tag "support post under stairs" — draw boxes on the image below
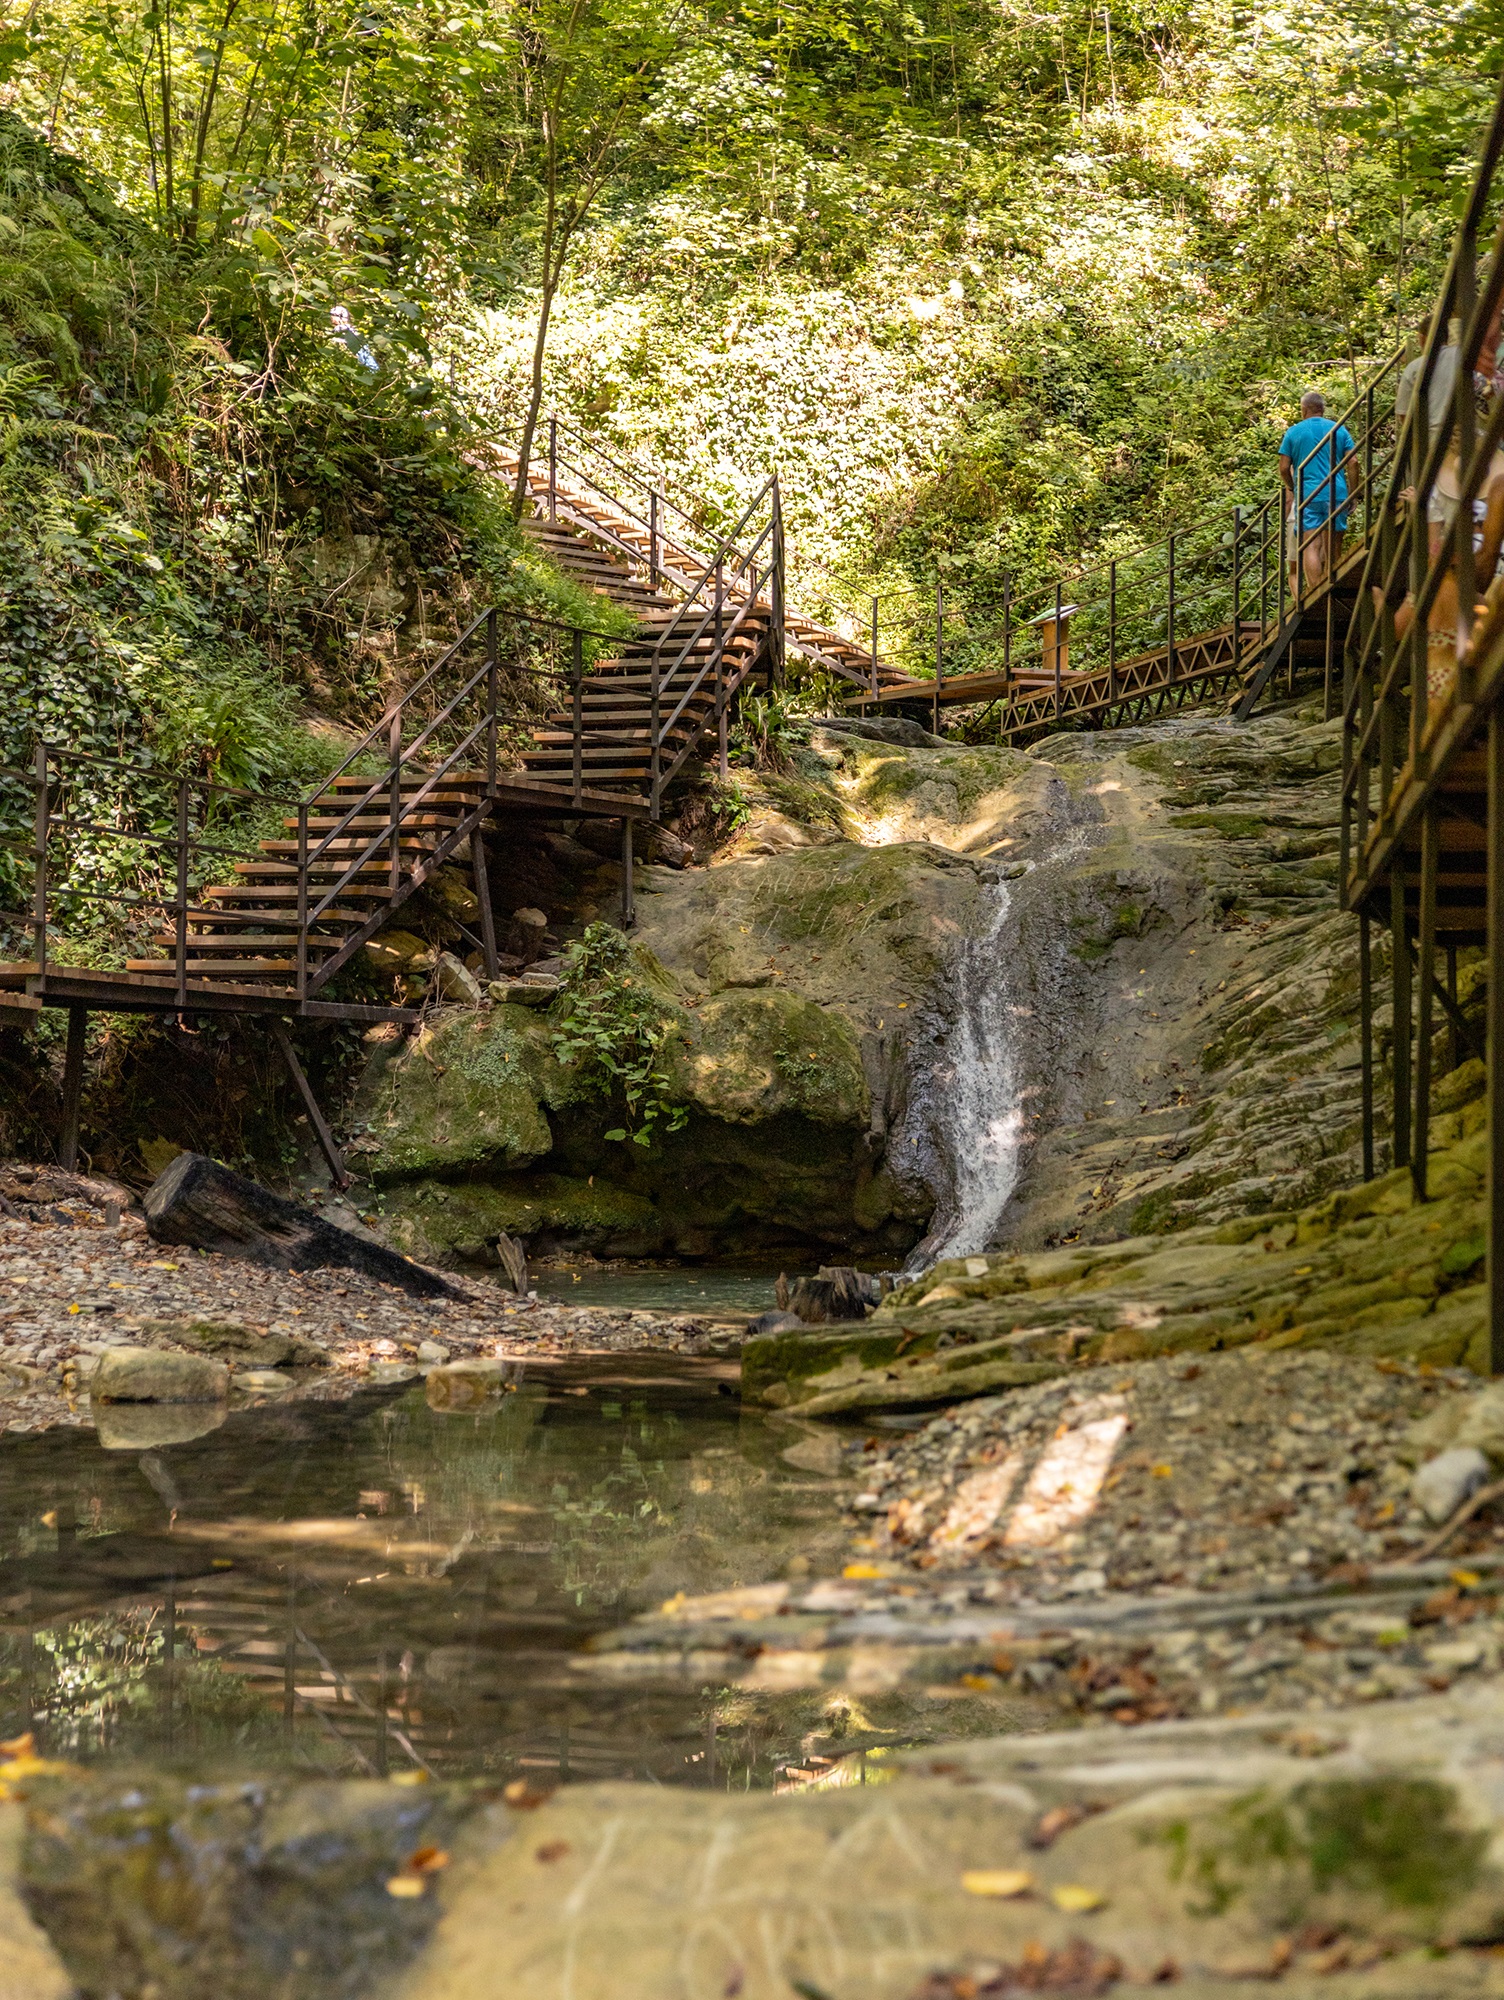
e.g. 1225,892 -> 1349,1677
270,1019 -> 350,1190
620,819 -> 636,929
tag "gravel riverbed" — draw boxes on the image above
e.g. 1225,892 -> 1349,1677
0,1171 -> 734,1435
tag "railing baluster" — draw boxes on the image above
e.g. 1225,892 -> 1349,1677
572,626 -> 584,807
650,491 -> 660,591
296,801 -> 308,1005
175,777 -> 189,1011
870,595 -> 879,702
934,580 -> 944,736
31,743 -> 47,987
548,413 -> 557,522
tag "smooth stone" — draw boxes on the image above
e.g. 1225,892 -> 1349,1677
485,978 -> 559,1007
1412,1446 -> 1490,1523
425,1359 -> 508,1410
369,1361 -> 421,1386
416,1339 -> 450,1365
233,1369 -> 292,1392
93,1401 -> 229,1450
747,1309 -> 804,1338
90,1346 -> 229,1405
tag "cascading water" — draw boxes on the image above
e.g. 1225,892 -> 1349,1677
914,880 -> 1025,1262
900,876 -> 1025,1267
901,811 -> 1093,1270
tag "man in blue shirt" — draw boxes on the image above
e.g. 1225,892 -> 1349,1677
1279,391 -> 1358,595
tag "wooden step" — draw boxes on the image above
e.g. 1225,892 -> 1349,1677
127,958 -> 301,978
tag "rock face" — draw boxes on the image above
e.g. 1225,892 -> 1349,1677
360,839 -> 1011,1261
745,1125 -> 1494,1408
383,1682 -> 1504,1998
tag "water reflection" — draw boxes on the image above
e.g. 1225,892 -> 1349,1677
0,1358 -> 854,1789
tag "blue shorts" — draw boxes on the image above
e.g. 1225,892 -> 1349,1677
1290,499 -> 1349,535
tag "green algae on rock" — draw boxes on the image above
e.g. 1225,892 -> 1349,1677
744,1130 -> 1496,1411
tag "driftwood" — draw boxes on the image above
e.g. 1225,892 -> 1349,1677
144,1152 -> 461,1299
775,1266 -> 882,1324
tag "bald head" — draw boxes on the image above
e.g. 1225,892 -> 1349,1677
1301,391 -> 1326,417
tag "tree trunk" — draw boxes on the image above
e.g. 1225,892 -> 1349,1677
144,1152 -> 461,1298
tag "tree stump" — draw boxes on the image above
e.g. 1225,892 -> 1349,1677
774,1266 -> 881,1324
144,1153 -> 461,1299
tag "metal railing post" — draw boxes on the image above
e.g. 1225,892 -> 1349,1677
870,595 -> 879,700
175,776 -> 189,1011
31,743 -> 47,986
486,609 -> 498,796
1000,572 -> 1012,743
1053,579 -> 1063,719
650,634 -> 662,817
296,801 -> 309,1003
716,561 -> 728,778
1261,500 -> 1271,638
1107,560 -> 1117,699
650,491 -> 660,591
934,579 -> 944,736
1167,532 -> 1177,684
548,413 -> 558,522
771,478 -> 786,689
1230,506 -> 1242,658
388,705 -> 402,894
572,626 -> 584,807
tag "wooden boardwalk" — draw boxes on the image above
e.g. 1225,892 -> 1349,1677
1341,76 -> 1504,1370
851,374 -> 1393,744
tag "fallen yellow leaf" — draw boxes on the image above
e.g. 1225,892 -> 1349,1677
149,1261 -> 178,1271
843,1563 -> 884,1579
385,1876 -> 427,1898
1451,1568 -> 1482,1590
659,1592 -> 686,1615
1051,1884 -> 1107,1913
962,1869 -> 1035,1898
1151,1464 -> 1173,1479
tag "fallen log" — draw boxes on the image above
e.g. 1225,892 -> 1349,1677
144,1152 -> 461,1299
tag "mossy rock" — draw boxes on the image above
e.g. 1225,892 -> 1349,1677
380,1175 -> 660,1260
675,988 -> 868,1128
363,1005 -> 577,1182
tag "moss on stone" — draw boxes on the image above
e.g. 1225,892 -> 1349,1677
363,1005 -> 573,1182
674,988 -> 868,1128
381,1175 -> 659,1261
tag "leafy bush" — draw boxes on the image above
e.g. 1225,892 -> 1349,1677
548,922 -> 688,1146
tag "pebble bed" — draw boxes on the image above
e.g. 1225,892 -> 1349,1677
838,1347 -> 1504,1722
0,1188 -> 732,1435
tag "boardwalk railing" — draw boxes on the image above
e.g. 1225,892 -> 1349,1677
853,351 -> 1403,736
1339,72 -> 1504,1381
0,589 -> 780,1021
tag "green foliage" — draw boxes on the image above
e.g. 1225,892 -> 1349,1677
730,685 -> 809,771
549,921 -> 688,1145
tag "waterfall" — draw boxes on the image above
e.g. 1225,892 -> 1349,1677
897,806 -> 1093,1272
907,878 -> 1025,1265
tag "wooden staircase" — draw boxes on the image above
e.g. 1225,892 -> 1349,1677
3,440 -> 804,1027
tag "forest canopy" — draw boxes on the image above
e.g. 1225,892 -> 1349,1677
0,0 -> 1498,694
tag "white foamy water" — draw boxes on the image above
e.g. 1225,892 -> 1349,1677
921,879 -> 1026,1260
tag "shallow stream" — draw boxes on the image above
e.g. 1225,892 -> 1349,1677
0,1358 -> 856,1792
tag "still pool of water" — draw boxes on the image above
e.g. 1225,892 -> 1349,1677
0,1359 -> 880,1793
532,1261 -> 805,1315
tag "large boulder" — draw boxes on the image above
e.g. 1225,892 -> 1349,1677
90,1347 -> 229,1404
358,1004 -> 573,1181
